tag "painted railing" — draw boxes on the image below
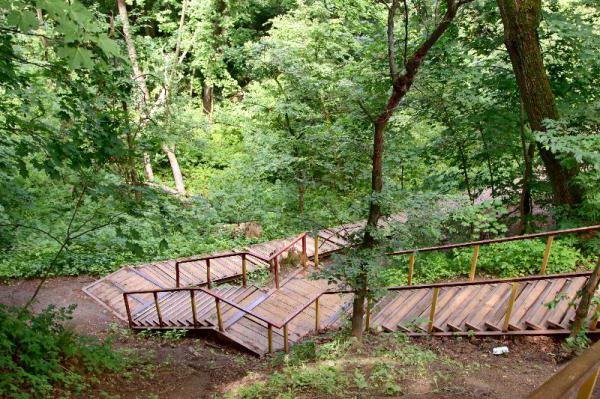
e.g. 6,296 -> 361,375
122,284 -> 322,354
387,225 -> 600,285
175,232 -> 310,289
527,339 -> 600,399
327,271 -> 594,335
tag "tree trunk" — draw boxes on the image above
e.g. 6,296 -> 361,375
162,144 -> 185,195
116,0 -> 149,104
353,0 -> 469,339
571,258 -> 600,337
202,84 -> 214,116
298,179 -> 305,213
496,0 -> 582,206
143,153 -> 154,180
519,102 -> 534,233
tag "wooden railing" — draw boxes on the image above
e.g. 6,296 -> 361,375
527,339 -> 600,399
123,282 -> 321,354
326,271 -> 595,334
387,225 -> 600,286
175,252 -> 266,289
175,232 -> 311,290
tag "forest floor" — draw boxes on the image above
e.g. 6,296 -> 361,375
0,277 -> 595,398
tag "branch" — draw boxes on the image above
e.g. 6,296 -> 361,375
357,99 -> 376,123
402,0 -> 409,66
387,0 -> 400,80
0,224 -> 63,246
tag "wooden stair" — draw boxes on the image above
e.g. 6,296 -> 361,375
370,275 -> 593,335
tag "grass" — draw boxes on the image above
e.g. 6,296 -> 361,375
224,332 -> 475,398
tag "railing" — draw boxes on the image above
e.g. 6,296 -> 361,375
387,225 -> 600,286
175,232 -> 311,290
175,252 -> 267,289
122,283 -> 322,354
527,339 -> 600,399
326,271 -> 594,334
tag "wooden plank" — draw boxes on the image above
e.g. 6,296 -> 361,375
432,286 -> 476,332
396,290 -> 437,333
524,279 -> 568,330
464,284 -> 511,331
547,277 -> 587,329
484,283 -> 526,331
380,290 -> 429,331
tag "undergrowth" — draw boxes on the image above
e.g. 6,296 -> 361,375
0,304 -> 128,398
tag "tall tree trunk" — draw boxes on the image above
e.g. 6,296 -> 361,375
353,0 -> 470,338
519,101 -> 534,233
571,258 -> 600,337
162,144 -> 186,195
496,0 -> 582,206
116,0 -> 149,104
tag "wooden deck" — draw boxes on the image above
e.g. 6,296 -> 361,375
83,219 -> 597,356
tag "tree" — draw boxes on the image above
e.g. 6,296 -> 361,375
496,0 -> 583,206
116,0 -> 186,195
351,0 -> 473,338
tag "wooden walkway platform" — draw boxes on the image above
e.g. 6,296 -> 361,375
83,220 -> 598,356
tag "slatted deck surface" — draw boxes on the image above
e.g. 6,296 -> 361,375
370,275 -> 594,335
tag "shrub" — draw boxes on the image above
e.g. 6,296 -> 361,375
0,304 -> 125,398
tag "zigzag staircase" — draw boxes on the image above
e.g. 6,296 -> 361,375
84,222 -> 600,356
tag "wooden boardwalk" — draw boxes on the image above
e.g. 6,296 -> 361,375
83,220 -> 598,356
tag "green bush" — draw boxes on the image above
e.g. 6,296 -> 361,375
0,305 -> 125,398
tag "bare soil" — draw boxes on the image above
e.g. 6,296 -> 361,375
0,277 -> 595,398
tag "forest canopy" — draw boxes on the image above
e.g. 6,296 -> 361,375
0,0 -> 599,280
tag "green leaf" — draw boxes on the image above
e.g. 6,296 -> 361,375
96,34 -> 122,58
56,46 -> 94,69
7,10 -> 39,32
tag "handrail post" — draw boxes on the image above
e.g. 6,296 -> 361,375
241,253 -> 247,288
215,297 -> 224,331
206,258 -> 211,289
153,292 -> 164,327
301,234 -> 307,268
190,290 -> 198,328
365,298 -> 371,333
503,282 -> 519,332
408,253 -> 415,286
469,245 -> 480,282
274,257 -> 279,289
175,262 -> 180,288
283,324 -> 289,352
427,287 -> 440,333
267,324 -> 273,354
541,235 -> 554,274
123,293 -> 133,327
315,297 -> 320,332
314,235 -> 319,268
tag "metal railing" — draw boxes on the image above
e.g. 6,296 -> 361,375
387,225 -> 600,285
527,339 -> 600,399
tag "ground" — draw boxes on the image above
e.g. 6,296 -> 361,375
0,277 -> 594,398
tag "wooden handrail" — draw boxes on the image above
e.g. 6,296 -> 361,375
387,225 -> 600,255
123,286 -> 279,327
527,339 -> 600,399
267,232 -> 308,260
280,292 -> 323,327
325,271 -> 593,294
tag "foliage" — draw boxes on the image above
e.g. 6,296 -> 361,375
0,304 -> 125,398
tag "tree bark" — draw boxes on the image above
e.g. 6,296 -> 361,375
571,258 -> 600,337
116,0 -> 149,104
519,101 -> 534,233
143,153 -> 154,180
496,0 -> 582,206
353,0 -> 470,338
162,144 -> 186,195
